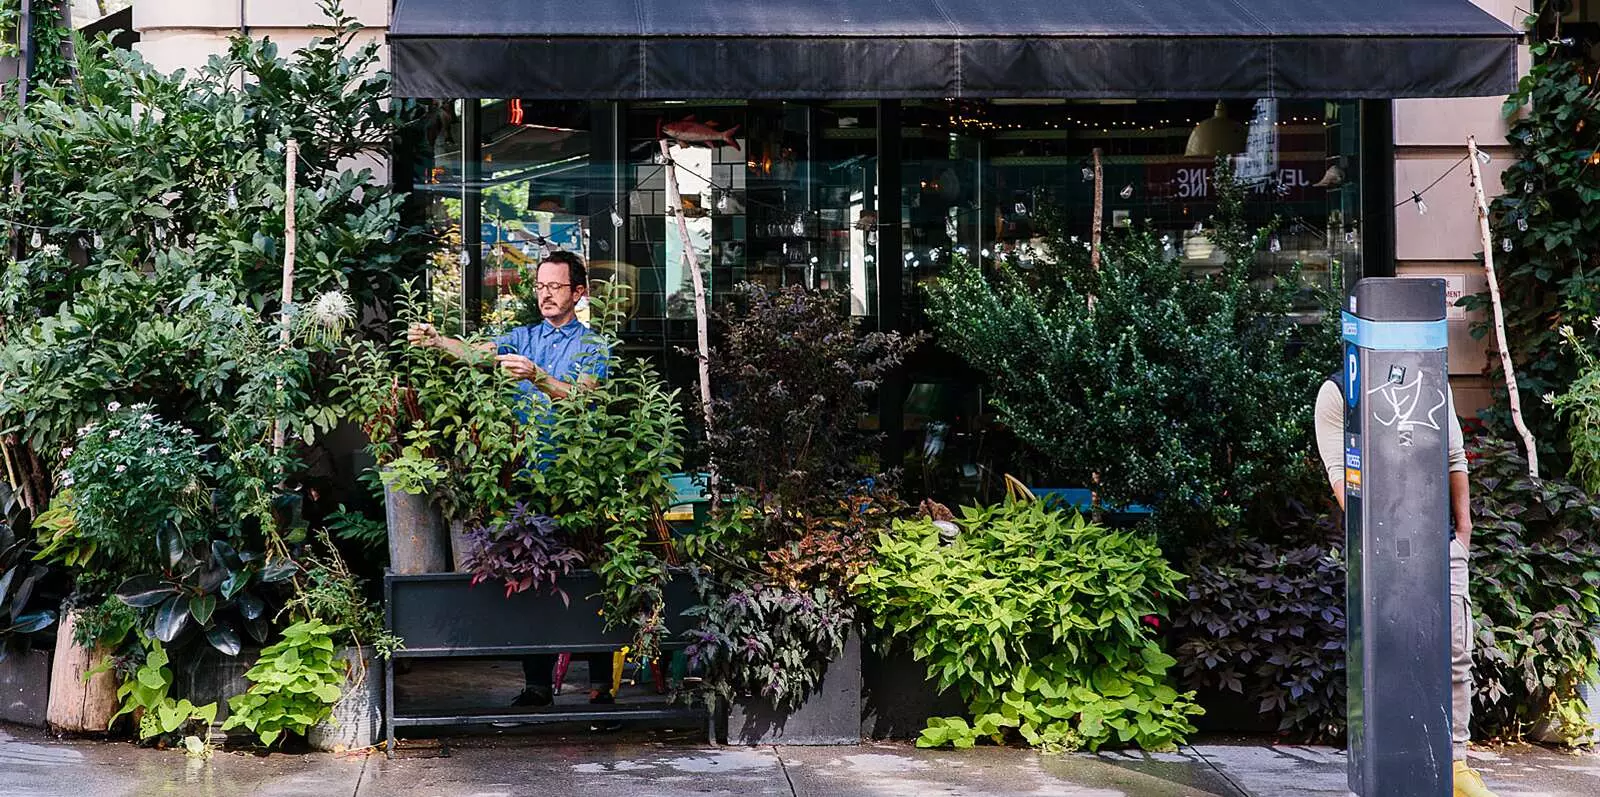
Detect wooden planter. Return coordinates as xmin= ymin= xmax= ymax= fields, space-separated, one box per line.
xmin=724 ymin=632 xmax=863 ymax=746
xmin=0 ymin=648 xmax=52 ymax=728
xmin=45 ymin=610 xmax=118 ymax=734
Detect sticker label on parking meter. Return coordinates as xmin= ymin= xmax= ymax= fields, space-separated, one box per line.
xmin=1345 ymin=433 xmax=1362 ymax=498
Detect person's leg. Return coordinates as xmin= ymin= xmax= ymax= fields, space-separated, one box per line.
xmin=588 ymin=652 xmax=616 ymax=702
xmin=514 ymin=655 xmax=556 ymax=706
xmin=1451 ymin=538 xmax=1472 ymax=761
xmin=1451 ymin=539 xmax=1499 ymax=797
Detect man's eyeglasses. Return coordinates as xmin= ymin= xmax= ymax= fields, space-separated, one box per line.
xmin=533 ymin=282 xmax=573 ymax=293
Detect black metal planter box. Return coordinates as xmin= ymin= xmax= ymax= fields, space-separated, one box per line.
xmin=723 ymin=632 xmax=863 ymax=745
xmin=383 ymin=569 xmax=705 ymax=749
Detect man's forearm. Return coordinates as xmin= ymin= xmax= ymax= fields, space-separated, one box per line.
xmin=436 ymin=337 xmax=493 ymax=361
xmin=1329 ymin=475 xmax=1345 ymax=512
xmin=1450 ymin=469 xmax=1471 ymax=547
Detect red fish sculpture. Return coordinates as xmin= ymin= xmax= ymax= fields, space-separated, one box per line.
xmin=659 ymin=115 xmax=741 ymax=152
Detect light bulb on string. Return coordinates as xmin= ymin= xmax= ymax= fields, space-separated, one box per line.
xmin=29 ymin=230 xmax=41 ymax=248
xmin=93 ymin=232 xmax=103 ymax=248
xmin=227 ymin=187 xmax=239 ymax=210
xmin=1120 ymin=185 xmax=1134 ymax=199
xmin=1081 ymin=167 xmax=1094 ymax=181
xmin=1014 ymin=203 xmax=1028 ymax=216
xmin=1476 ymin=150 xmax=1492 ymax=165
xmin=716 ymin=193 xmax=730 ymax=212
xmin=1502 ymin=237 xmax=1513 ymax=253
xmin=1411 ymin=192 xmax=1428 ymax=216
xmin=792 ymin=218 xmax=805 ymax=236
xmin=1346 ymin=230 xmax=1356 ymax=245
xmin=1517 ymin=216 xmax=1528 ymax=232
xmin=903 ymin=251 xmax=915 ymax=262
xmin=1524 ymin=181 xmax=1534 ymax=194
xmin=610 ymin=208 xmax=624 ymax=228
xmin=981 ymin=248 xmax=991 ymax=258
xmin=1269 ymin=237 xmax=1281 ymax=253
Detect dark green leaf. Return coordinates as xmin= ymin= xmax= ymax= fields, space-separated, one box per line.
xmin=116 ymin=575 xmax=174 ymax=608
xmin=154 ymin=596 xmax=190 ymax=642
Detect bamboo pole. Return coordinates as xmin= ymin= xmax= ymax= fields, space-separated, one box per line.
xmin=1467 ymin=135 xmax=1539 ymax=478
xmin=1090 ymin=147 xmax=1104 ymax=274
xmin=657 ymin=140 xmax=719 ymax=501
xmin=272 ymin=139 xmax=299 ymax=456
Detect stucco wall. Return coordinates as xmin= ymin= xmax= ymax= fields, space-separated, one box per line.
xmin=132 ymin=0 xmax=389 ymax=77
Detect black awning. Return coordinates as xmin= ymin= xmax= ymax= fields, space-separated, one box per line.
xmin=389 ymin=0 xmax=1519 ymax=100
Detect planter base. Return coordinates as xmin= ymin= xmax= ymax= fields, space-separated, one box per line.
xmin=310 ymin=648 xmax=384 ymax=752
xmin=0 ymin=649 xmax=52 ymax=728
xmin=724 ymin=633 xmax=861 ymax=746
xmin=859 ymin=640 xmax=964 ymax=741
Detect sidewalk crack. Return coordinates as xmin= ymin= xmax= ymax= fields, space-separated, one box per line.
xmin=772 ymin=745 xmax=798 ymax=797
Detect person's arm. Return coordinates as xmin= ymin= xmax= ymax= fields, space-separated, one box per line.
xmin=407 ymin=322 xmax=495 ymax=360
xmin=1313 ymin=380 xmax=1347 ymax=511
xmin=492 ymin=354 xmax=594 ymax=400
xmin=1447 ymin=387 xmax=1471 ymax=548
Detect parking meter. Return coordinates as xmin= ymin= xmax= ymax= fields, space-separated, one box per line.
xmin=1341 ymin=277 xmax=1452 ymax=797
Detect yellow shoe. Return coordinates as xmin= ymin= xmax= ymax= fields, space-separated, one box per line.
xmin=1453 ymin=760 xmax=1499 ymax=797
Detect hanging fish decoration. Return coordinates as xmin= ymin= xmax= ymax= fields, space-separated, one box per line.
xmin=659 ymin=115 xmax=742 ymax=152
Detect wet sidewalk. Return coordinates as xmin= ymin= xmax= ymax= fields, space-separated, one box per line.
xmin=3 ymin=722 xmax=1598 ymax=796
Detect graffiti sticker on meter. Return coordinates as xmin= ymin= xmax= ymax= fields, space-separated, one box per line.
xmin=1345 ymin=433 xmax=1362 ymax=498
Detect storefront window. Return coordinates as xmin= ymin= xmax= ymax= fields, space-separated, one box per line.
xmin=476 ymin=100 xmax=621 ymax=334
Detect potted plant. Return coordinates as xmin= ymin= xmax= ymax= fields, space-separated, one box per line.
xmin=680 ymin=284 xmax=920 ymax=744
xmin=283 ymin=531 xmax=402 ymax=752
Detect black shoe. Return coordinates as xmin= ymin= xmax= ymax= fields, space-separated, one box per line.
xmin=511 ymin=685 xmax=554 ymax=707
xmin=588 ymin=688 xmax=615 ymax=705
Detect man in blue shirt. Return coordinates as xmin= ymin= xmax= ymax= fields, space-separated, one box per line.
xmin=408 ymin=251 xmax=616 ymax=711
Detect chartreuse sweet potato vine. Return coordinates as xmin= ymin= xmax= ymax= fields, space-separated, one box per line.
xmin=856 ymin=501 xmax=1201 ymax=752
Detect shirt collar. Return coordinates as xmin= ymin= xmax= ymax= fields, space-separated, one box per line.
xmin=538 ymin=318 xmax=584 ymax=337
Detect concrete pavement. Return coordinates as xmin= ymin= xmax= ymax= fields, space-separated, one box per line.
xmin=3 ymin=722 xmax=1599 ymax=796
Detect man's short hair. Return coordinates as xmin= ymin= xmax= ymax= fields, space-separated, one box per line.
xmin=541 ymin=250 xmax=587 ymax=290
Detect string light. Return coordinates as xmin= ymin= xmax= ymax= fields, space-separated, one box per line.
xmin=1269 ymin=237 xmax=1281 ymax=253
xmin=1081 ymin=167 xmax=1094 ymax=181
xmin=1119 ymin=185 xmax=1134 ymax=199
xmin=1502 ymin=237 xmax=1513 ymax=252
xmin=1396 ymin=155 xmax=1468 ymax=211
xmin=1475 ymin=150 xmax=1492 ymax=165
xmin=610 ymin=207 xmax=624 ymax=228
xmin=1517 ymin=216 xmax=1529 ymax=232
xmin=716 ymin=193 xmax=730 ymax=212
xmin=1411 ymin=192 xmax=1428 ymax=216
xmin=457 ymin=248 xmax=471 ymax=266
xmin=93 ymin=232 xmax=103 ymax=248
xmin=29 ymin=230 xmax=41 ymax=247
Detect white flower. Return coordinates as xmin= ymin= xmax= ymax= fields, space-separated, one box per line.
xmin=59 ymin=472 xmax=73 ymax=488
xmin=1543 ymin=392 xmax=1557 ymax=406
xmin=39 ymin=243 xmax=62 ymax=258
xmin=158 ymin=447 xmax=170 ymax=455
xmin=139 ymin=422 xmax=151 ymax=431
xmin=107 ymin=401 xmax=122 ymax=412
xmin=1561 ymin=324 xmax=1575 ymax=339
xmin=140 ymin=412 xmax=154 ymax=421
xmin=108 ymin=429 xmax=121 ymax=439
xmin=76 ymin=425 xmax=92 ymax=438
xmin=115 ymin=464 xmax=126 ymax=474
xmin=1592 ymin=316 xmax=1600 ymax=332
xmin=60 ymin=447 xmax=73 ymax=459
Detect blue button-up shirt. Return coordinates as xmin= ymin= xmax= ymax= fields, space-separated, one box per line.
xmin=494 ymin=318 xmax=610 ymax=422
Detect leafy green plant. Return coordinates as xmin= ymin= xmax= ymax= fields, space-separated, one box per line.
xmin=923 ymin=163 xmax=1336 ymax=541
xmin=49 ymin=404 xmax=209 ymax=577
xmin=460 ymin=504 xmax=583 ymax=601
xmin=681 ymin=285 xmax=917 ymax=711
xmin=323 ymin=505 xmax=386 ymax=555
xmin=1550 ymin=323 xmax=1600 ymax=493
xmin=104 ymin=635 xmax=218 ymax=744
xmin=223 ymin=618 xmax=345 ymax=747
xmin=856 ymin=500 xmax=1202 ymax=752
xmin=114 ymin=539 xmax=295 ymax=656
xmin=283 ymin=530 xmax=402 ymax=658
xmin=0 ymin=531 xmax=55 ymax=663
xmin=1465 ymin=435 xmax=1600 ymax=745
xmin=1168 ymin=496 xmax=1346 ymax=741
xmin=1466 ymin=12 xmax=1600 ymax=463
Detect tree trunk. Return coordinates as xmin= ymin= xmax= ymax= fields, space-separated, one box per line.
xmin=46 ymin=609 xmax=119 ymax=733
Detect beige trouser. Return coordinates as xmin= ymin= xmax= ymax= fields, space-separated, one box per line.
xmin=1450 ymin=538 xmax=1472 ymax=761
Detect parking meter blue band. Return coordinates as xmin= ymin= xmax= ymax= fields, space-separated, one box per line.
xmin=1340 ymin=312 xmax=1447 ymax=351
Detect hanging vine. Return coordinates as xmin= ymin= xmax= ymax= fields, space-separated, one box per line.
xmin=1464 ymin=6 xmax=1600 ymax=469
xmin=0 ymin=1 xmax=71 ymax=87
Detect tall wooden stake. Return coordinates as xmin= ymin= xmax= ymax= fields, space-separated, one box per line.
xmin=272 ymin=139 xmax=299 ymax=456
xmin=1090 ymin=148 xmax=1104 ymax=274
xmin=1467 ymin=135 xmax=1538 ymax=478
xmin=658 ymin=140 xmax=719 ymax=501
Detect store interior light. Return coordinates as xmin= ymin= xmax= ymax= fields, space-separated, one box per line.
xmin=1185 ymin=101 xmax=1247 ymax=158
